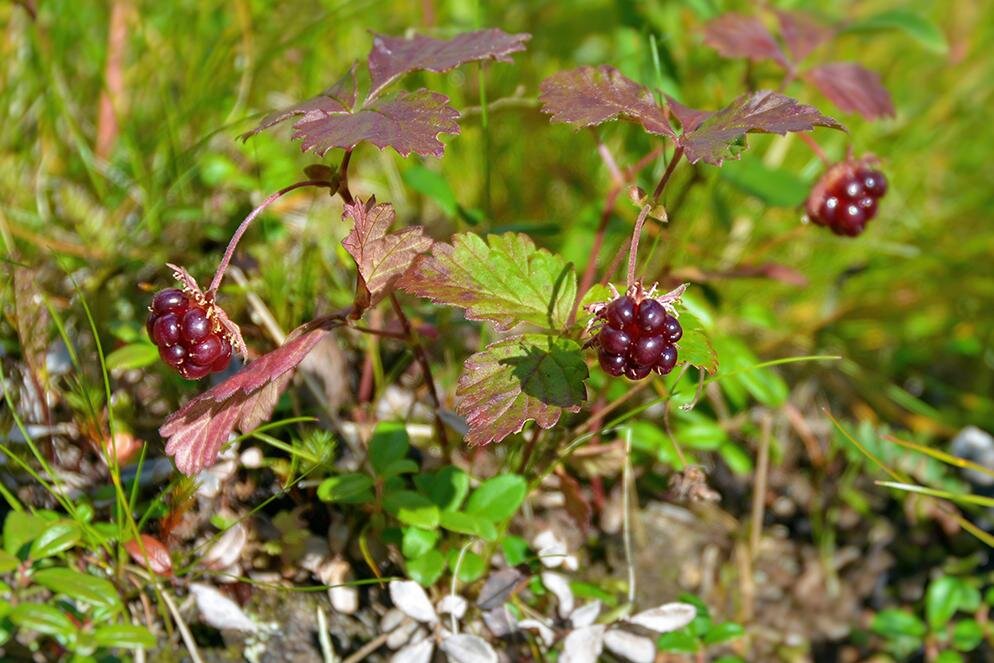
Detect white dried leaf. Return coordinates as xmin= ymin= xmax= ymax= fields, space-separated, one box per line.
xmin=330 ymin=585 xmax=359 ymax=614
xmin=391 ymin=636 xmax=433 ymax=663
xmin=390 ymin=580 xmax=438 ymax=623
xmin=560 ymin=624 xmax=606 ymax=663
xmin=381 ymin=608 xmax=406 ymax=633
xmin=626 ymin=602 xmax=697 ymax=633
xmin=190 ymin=583 xmax=256 ymax=632
xmin=441 ymin=633 xmax=498 ymax=663
xmin=517 ymin=618 xmax=555 ymax=646
xmin=240 ymin=446 xmax=264 ymax=468
xmin=203 ymin=523 xmax=247 ymax=569
xmin=541 ymin=571 xmax=574 ymax=618
xmin=386 ymin=618 xmax=419 ymax=649
xmin=570 ymin=600 xmax=602 ymax=628
xmin=482 ymin=606 xmax=515 ymax=637
xmin=436 ymin=595 xmax=467 ymax=620
xmin=604 ymin=628 xmax=656 ymax=663
xmin=533 ymin=529 xmax=568 ymax=568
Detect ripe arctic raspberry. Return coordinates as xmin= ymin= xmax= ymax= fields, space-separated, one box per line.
xmin=592 ymin=285 xmax=683 ymax=381
xmin=146 ymin=288 xmax=233 ymax=380
xmin=806 ymin=158 xmax=887 ymax=237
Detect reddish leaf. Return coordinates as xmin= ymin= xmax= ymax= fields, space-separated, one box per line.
xmin=539 ymin=66 xmax=675 ymax=138
xmin=160 ymin=316 xmax=345 ymax=475
xmin=457 ymin=334 xmax=587 ymax=446
xmin=124 ymin=534 xmax=173 ymax=576
xmin=776 ymin=10 xmax=835 ymax=62
xmin=665 ymin=96 xmax=711 ymax=133
xmin=805 ymin=62 xmax=895 ymax=120
xmin=679 ymin=91 xmax=843 ymax=165
xmin=702 ymin=13 xmax=788 ymax=68
xmin=368 ymin=29 xmax=530 ymax=98
xmin=342 ymin=197 xmax=433 ymax=311
xmin=557 ymin=470 xmax=592 ymax=533
xmin=243 ymin=65 xmax=358 ymax=139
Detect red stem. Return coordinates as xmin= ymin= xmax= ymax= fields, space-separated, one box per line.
xmin=798 ymin=132 xmax=831 ymax=166
xmin=651 ymin=146 xmax=683 ymax=202
xmin=626 ymin=204 xmax=652 ymax=287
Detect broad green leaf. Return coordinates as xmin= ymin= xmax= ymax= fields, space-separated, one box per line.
xmin=927 ymin=576 xmax=981 ymax=629
xmin=105 ymin=342 xmax=159 ymax=371
xmin=380 ymin=459 xmax=419 ymax=477
xmin=369 ymin=422 xmax=411 ymax=475
xmin=402 ymin=527 xmax=439 ymax=559
xmin=719 ymin=442 xmax=754 ymax=475
xmin=3 ymin=511 xmax=46 ymax=557
xmin=30 ymin=521 xmax=82 ymax=559
xmin=871 ymin=609 xmax=927 ymax=639
xmin=414 ymin=466 xmax=470 ymax=512
xmin=466 ymin=475 xmax=527 ymax=522
xmin=439 ymin=511 xmax=498 ymax=541
xmin=502 ymin=535 xmax=530 ymax=566
xmin=845 ymin=9 xmax=948 ymax=54
xmin=400 ymin=232 xmax=577 ymax=331
xmin=32 ymin=567 xmax=122 ymax=614
xmin=720 ymin=157 xmax=808 ymax=207
xmin=317 ymin=474 xmax=374 ymax=503
xmin=713 ymin=337 xmax=787 ymax=407
xmin=675 ymin=312 xmax=718 ymax=375
xmin=93 ymin=624 xmax=157 ymax=649
xmin=448 ymin=549 xmax=485 ymax=583
xmin=457 ymin=334 xmax=587 ymax=446
xmin=407 ymin=549 xmax=445 ymax=586
xmin=0 ymin=550 xmax=19 ymax=573
xmin=403 ymin=164 xmax=458 ymax=216
xmin=952 ymin=619 xmax=984 ymax=652
xmin=10 ymin=603 xmax=75 ymax=638
xmin=383 ymin=491 xmax=440 ymax=529
xmin=935 ymin=652 xmax=965 ymax=663
xmin=703 ymin=621 xmax=745 ymax=645
xmin=657 ymin=629 xmax=699 ymax=653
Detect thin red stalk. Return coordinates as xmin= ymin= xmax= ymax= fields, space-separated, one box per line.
xmin=351 ymin=325 xmax=408 ymax=341
xmin=208 ymin=179 xmax=332 ymax=295
xmin=651 ymin=146 xmax=683 ymax=202
xmin=798 ymin=132 xmax=830 ymax=166
xmin=337 ymin=150 xmax=354 ymax=204
xmin=626 ymin=204 xmax=651 ymax=287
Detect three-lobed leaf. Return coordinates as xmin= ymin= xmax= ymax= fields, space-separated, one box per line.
xmin=702 ymin=13 xmax=788 ymax=68
xmin=775 ymin=10 xmax=835 ymax=62
xmin=400 ymin=233 xmax=577 ymax=331
xmin=805 ymin=62 xmax=895 ymax=120
xmin=457 ymin=334 xmax=587 ymax=446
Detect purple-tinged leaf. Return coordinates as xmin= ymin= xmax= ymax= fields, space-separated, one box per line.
xmin=242 ymin=65 xmax=358 ymax=139
xmin=342 ymin=197 xmax=433 ymax=312
xmin=702 ymin=13 xmax=789 ymax=68
xmin=400 ymin=232 xmax=577 ymax=331
xmin=160 ymin=316 xmax=345 ymax=475
xmin=665 ymin=97 xmax=711 ymax=134
xmin=456 ymin=334 xmax=587 ymax=446
xmin=679 ymin=91 xmax=843 ymax=166
xmin=539 ymin=66 xmax=675 ymax=138
xmin=805 ymin=62 xmax=895 ymax=120
xmin=776 ymin=10 xmax=835 ymax=62
xmin=368 ymin=29 xmax=530 ymax=98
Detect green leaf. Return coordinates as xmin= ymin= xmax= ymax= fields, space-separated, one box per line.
xmin=93 ymin=624 xmax=157 ymax=649
xmin=369 ymin=422 xmax=410 ymax=475
xmin=3 ymin=511 xmax=47 ymax=557
xmin=718 ymin=442 xmax=754 ymax=475
xmin=845 ymin=9 xmax=948 ymax=54
xmin=676 ymin=312 xmax=718 ymax=375
xmin=32 ymin=567 xmax=122 ymax=614
xmin=501 ymin=535 xmax=530 ymax=566
xmin=952 ymin=619 xmax=984 ymax=652
xmin=380 ymin=459 xmax=419 ymax=477
xmin=105 ymin=342 xmax=159 ymax=371
xmin=439 ymin=511 xmax=498 ymax=541
xmin=457 ymin=334 xmax=588 ymax=446
xmin=703 ymin=621 xmax=745 ymax=645
xmin=317 ymin=474 xmax=374 ymax=503
xmin=403 ymin=164 xmax=458 ymax=216
xmin=383 ymin=491 xmax=440 ymax=529
xmin=0 ymin=550 xmax=19 ymax=573
xmin=448 ymin=549 xmax=485 ymax=583
xmin=871 ymin=609 xmax=927 ymax=640
xmin=719 ymin=157 xmax=808 ymax=207
xmin=400 ymin=232 xmax=577 ymax=331
xmin=414 ymin=466 xmax=470 ymax=512
xmin=927 ymin=576 xmax=981 ymax=629
xmin=935 ymin=651 xmax=965 ymax=663
xmin=30 ymin=521 xmax=82 ymax=559
xmin=657 ymin=628 xmax=699 ymax=653
xmin=10 ymin=603 xmax=75 ymax=638
xmin=402 ymin=527 xmax=439 ymax=560
xmin=406 ymin=549 xmax=445 ymax=586
xmin=466 ymin=475 xmax=527 ymax=522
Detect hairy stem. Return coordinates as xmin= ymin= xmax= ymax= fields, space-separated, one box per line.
xmin=626 ymin=204 xmax=652 ymax=287
xmin=208 ymin=179 xmax=333 ymax=295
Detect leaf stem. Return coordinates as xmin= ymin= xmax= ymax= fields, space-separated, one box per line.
xmin=627 ymin=146 xmax=683 ymax=287
xmin=797 ymin=132 xmax=831 ymax=166
xmin=337 ymin=149 xmax=354 ymax=204
xmin=208 ymin=179 xmax=333 ymax=295
xmin=651 ymin=145 xmax=683 ymax=202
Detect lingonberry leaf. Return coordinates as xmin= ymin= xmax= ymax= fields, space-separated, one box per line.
xmin=457 ymin=334 xmax=587 ymax=446
xmin=775 ymin=10 xmax=835 ymax=62
xmin=342 ymin=197 xmax=433 ymax=312
xmin=702 ymin=13 xmax=789 ymax=68
xmin=400 ymin=233 xmax=577 ymax=332
xmin=539 ymin=66 xmax=675 ymax=138
xmin=678 ymin=91 xmax=843 ymax=166
xmin=804 ymin=62 xmax=895 ymax=120
xmin=368 ymin=29 xmax=530 ymax=99
xmin=160 ymin=316 xmax=345 ymax=475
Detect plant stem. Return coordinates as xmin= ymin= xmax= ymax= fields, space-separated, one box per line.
xmin=479 ymin=63 xmax=491 ymax=216
xmin=337 ymin=149 xmax=354 ymax=204
xmin=626 ymin=204 xmax=651 ymax=287
xmin=208 ymin=179 xmax=333 ymax=295
xmin=798 ymin=132 xmax=831 ymax=166
xmin=651 ymin=145 xmax=683 ymax=202
xmin=622 ymin=426 xmax=636 ymax=606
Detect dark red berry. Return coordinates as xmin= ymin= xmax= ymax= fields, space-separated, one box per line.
xmin=211 ymin=337 xmax=233 ymax=372
xmin=861 ymin=169 xmax=887 ymax=196
xmin=806 ymin=159 xmax=887 ymax=237
xmin=624 ymin=363 xmax=653 ymax=381
xmin=817 ymin=197 xmax=839 ymax=225
xmin=599 ymin=350 xmax=626 ymax=377
xmin=152 ymin=314 xmax=182 ymax=347
xmin=655 ymin=346 xmax=678 ymax=374
xmin=151 ymin=288 xmax=188 ymax=316
xmin=842 ymin=179 xmax=864 ymax=200
xmin=599 ymin=326 xmax=632 ymax=355
xmin=179 ymin=362 xmax=213 ymax=380
xmin=181 ymin=308 xmax=210 ymax=343
xmin=858 ymin=196 xmax=878 ymax=217
xmin=604 ymin=296 xmax=637 ymax=330
xmin=159 ymin=344 xmax=186 ymax=368
xmin=630 ymin=335 xmax=666 ymax=366
xmin=188 ymin=335 xmax=222 ymax=366
xmin=662 ymin=316 xmax=682 ymax=342
xmin=636 ymin=299 xmax=666 ymax=335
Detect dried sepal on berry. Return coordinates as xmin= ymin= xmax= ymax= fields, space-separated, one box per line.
xmin=165 ymin=263 xmax=246 ymax=358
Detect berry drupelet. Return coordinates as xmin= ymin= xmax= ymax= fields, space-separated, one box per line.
xmin=594 ymin=292 xmax=682 ymax=380
xmin=146 ymin=288 xmax=233 ymax=380
xmin=805 ymin=158 xmax=887 ymax=237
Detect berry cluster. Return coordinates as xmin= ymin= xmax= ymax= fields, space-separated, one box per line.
xmin=806 ymin=160 xmax=887 ymax=236
xmin=146 ymin=288 xmax=232 ymax=380
xmin=595 ymin=295 xmax=682 ymax=380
